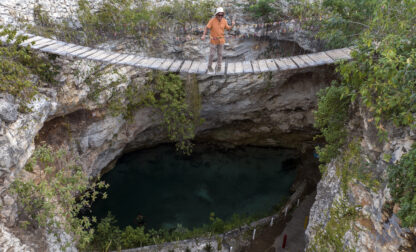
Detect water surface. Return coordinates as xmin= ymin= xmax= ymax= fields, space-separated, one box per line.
xmin=91 ymin=145 xmax=297 ymax=230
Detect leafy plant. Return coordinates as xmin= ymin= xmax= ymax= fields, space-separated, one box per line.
xmin=388 ymin=147 xmax=416 ymax=227
xmin=10 ymin=144 xmax=108 ymax=249
xmin=89 ymin=211 xmax=259 ymax=250
xmin=246 ymin=0 xmax=284 ymax=22
xmin=0 ymin=27 xmax=59 ymax=111
xmin=136 ymin=72 xmax=201 ymax=154
xmin=313 ymin=85 xmax=350 ymax=169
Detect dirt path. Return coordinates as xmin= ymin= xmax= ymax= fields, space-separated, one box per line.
xmin=244 ymin=193 xmax=316 ymax=252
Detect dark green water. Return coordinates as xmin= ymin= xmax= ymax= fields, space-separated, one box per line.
xmin=90 ymin=145 xmax=297 ymax=230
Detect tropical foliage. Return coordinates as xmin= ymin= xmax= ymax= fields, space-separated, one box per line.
xmin=388 ymin=147 xmax=416 ymax=227
xmin=31 ymin=0 xmax=215 ymax=46
xmin=0 ymin=27 xmax=58 ymax=111
xmin=88 ymin=212 xmax=257 ymax=250
xmin=311 ymin=0 xmax=416 ymax=230
xmin=11 ymin=145 xmax=108 ymax=249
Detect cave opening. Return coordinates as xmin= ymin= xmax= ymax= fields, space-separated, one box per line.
xmin=87 ymin=144 xmax=303 ymax=231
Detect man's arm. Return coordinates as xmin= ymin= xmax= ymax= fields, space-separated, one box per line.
xmin=202 ymin=19 xmax=213 ymax=40
xmin=201 ymin=26 xmax=209 ymax=40
xmin=225 ymin=19 xmax=236 ymax=30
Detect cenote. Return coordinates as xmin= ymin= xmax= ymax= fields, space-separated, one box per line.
xmin=90 ymin=145 xmax=298 ymax=230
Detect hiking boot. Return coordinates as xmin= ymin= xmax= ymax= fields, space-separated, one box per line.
xmin=208 ymin=65 xmax=214 ymax=72
xmin=215 ymin=64 xmax=222 ymax=72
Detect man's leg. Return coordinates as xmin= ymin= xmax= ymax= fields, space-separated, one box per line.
xmin=216 ymin=44 xmax=224 ymax=71
xmin=208 ymin=43 xmax=216 ymax=71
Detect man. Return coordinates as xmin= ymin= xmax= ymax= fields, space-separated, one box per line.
xmin=201 ymin=7 xmax=235 ymax=72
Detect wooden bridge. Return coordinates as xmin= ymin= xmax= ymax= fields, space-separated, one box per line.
xmin=4 ymin=32 xmax=352 ymax=75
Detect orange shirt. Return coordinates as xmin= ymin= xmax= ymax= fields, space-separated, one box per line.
xmin=206 ymin=17 xmax=231 ymax=45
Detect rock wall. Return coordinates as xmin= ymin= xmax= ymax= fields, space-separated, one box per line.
xmin=0 ymin=0 xmax=81 ymax=26
xmin=0 ymin=53 xmax=330 ymax=251
xmin=0 ymin=0 xmax=326 ymax=250
xmin=305 ymin=107 xmax=416 ymax=251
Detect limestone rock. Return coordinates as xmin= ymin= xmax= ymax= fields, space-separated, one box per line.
xmin=0 ymin=95 xmax=18 ymax=123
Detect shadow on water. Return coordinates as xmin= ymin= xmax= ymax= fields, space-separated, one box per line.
xmin=88 ymin=144 xmax=299 ymax=230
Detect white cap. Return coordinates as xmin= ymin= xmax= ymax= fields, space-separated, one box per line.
xmin=215 ymin=7 xmax=224 ymax=15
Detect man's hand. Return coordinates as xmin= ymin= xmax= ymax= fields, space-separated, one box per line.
xmin=201 ymin=35 xmax=206 ymax=40
xmin=232 ymin=20 xmax=236 ymax=26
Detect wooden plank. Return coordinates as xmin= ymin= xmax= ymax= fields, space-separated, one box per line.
xmin=118 ymin=55 xmax=136 ymax=65
xmin=41 ymin=41 xmax=67 ymax=53
xmin=168 ymin=60 xmax=183 ymax=72
xmin=251 ymin=60 xmax=261 ymax=73
xmin=159 ymin=59 xmax=174 ymax=71
xmin=109 ymin=54 xmax=128 ymax=64
xmin=70 ymin=47 xmax=91 ymax=57
xmin=78 ymin=49 xmax=99 ymax=59
xmin=19 ymin=36 xmax=44 ymax=46
xmin=341 ymin=47 xmax=352 ymax=54
xmin=340 ymin=48 xmax=353 ymax=59
xmin=30 ymin=38 xmax=56 ymax=49
xmin=325 ymin=49 xmax=350 ymax=61
xmin=280 ymin=57 xmax=299 ymax=69
xmin=148 ymin=58 xmax=160 ymax=69
xmin=242 ymin=61 xmax=253 ymax=73
xmin=86 ymin=50 xmax=108 ymax=61
xmin=51 ymin=43 xmax=78 ymax=55
xmin=274 ymin=58 xmax=290 ymax=71
xmin=258 ymin=60 xmax=269 ymax=72
xmin=227 ymin=62 xmax=236 ymax=75
xmin=206 ymin=62 xmax=225 ymax=75
xmin=138 ymin=57 xmax=157 ymax=68
xmin=234 ymin=61 xmax=244 ymax=74
xmin=305 ymin=52 xmax=333 ymax=65
xmin=265 ymin=59 xmax=278 ymax=71
xmin=197 ymin=61 xmax=208 ymax=74
xmin=93 ymin=52 xmax=113 ymax=61
xmin=125 ymin=56 xmax=144 ymax=66
xmin=207 ymin=62 xmax=216 ymax=75
xmin=215 ymin=62 xmax=225 ymax=75
xmin=290 ymin=56 xmax=308 ymax=68
xmin=102 ymin=53 xmax=121 ymax=63
xmin=150 ymin=58 xmax=166 ymax=69
xmin=63 ymin=45 xmax=85 ymax=56
xmin=188 ymin=61 xmax=201 ymax=73
xmin=133 ymin=56 xmax=148 ymax=67
xmin=180 ymin=60 xmax=193 ymax=73
xmin=298 ymin=54 xmax=316 ymax=66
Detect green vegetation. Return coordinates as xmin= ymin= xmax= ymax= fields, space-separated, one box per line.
xmin=0 ymin=27 xmax=59 ymax=112
xmin=337 ymin=140 xmax=380 ymax=192
xmin=103 ymin=71 xmax=200 ymax=154
xmin=245 ymin=0 xmax=285 ymax=22
xmin=310 ymin=0 xmax=416 ymax=235
xmin=31 ymin=0 xmax=215 ymax=46
xmin=388 ymin=147 xmax=416 ymax=227
xmin=309 ymin=195 xmax=360 ymax=251
xmin=134 ymin=72 xmax=200 ymax=154
xmin=88 ymin=212 xmax=256 ymax=250
xmin=313 ymin=85 xmax=350 ymax=170
xmin=314 ymin=0 xmax=416 ymax=163
xmin=292 ymin=0 xmax=378 ymax=49
xmin=11 ymin=145 xmax=108 ymax=250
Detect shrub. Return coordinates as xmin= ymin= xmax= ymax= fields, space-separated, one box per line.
xmin=246 ymin=0 xmax=283 ymax=22
xmin=135 ymin=72 xmax=200 ymax=155
xmin=314 ymin=85 xmax=350 ymax=167
xmin=89 ymin=211 xmax=258 ymax=250
xmin=0 ymin=27 xmax=59 ymax=111
xmin=388 ymin=147 xmax=416 ymax=227
xmin=10 ymin=145 xmax=108 ymax=249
